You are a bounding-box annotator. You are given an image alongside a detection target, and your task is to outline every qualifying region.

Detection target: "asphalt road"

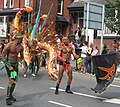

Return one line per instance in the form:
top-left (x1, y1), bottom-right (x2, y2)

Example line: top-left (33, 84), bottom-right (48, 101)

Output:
top-left (0, 64), bottom-right (120, 107)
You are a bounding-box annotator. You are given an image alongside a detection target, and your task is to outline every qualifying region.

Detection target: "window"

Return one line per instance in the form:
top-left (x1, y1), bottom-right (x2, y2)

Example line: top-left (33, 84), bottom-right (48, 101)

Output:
top-left (25, 0), bottom-right (30, 7)
top-left (0, 16), bottom-right (7, 37)
top-left (4, 0), bottom-right (8, 8)
top-left (10, 0), bottom-right (14, 8)
top-left (58, 0), bottom-right (63, 14)
top-left (56, 22), bottom-right (63, 35)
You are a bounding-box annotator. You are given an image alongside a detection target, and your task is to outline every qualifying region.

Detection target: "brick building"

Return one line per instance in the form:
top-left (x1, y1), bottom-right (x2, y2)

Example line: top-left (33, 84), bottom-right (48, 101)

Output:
top-left (0, 0), bottom-right (119, 51)
top-left (67, 0), bottom-right (120, 51)
top-left (0, 0), bottom-right (73, 42)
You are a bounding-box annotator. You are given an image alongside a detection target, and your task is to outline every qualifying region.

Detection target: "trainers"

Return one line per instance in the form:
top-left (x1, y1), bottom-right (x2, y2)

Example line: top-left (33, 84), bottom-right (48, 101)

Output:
top-left (11, 96), bottom-right (16, 101)
top-left (6, 98), bottom-right (12, 105)
top-left (31, 73), bottom-right (36, 77)
top-left (23, 74), bottom-right (27, 77)
top-left (65, 89), bottom-right (73, 94)
top-left (55, 90), bottom-right (59, 95)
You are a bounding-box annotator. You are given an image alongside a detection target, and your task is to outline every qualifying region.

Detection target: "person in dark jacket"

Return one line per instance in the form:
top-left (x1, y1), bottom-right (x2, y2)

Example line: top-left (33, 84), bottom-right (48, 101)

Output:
top-left (102, 44), bottom-right (108, 54)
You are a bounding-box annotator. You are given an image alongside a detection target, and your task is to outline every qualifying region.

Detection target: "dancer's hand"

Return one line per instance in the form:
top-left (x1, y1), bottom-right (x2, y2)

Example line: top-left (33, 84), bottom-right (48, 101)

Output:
top-left (9, 66), bottom-right (14, 71)
top-left (66, 60), bottom-right (70, 64)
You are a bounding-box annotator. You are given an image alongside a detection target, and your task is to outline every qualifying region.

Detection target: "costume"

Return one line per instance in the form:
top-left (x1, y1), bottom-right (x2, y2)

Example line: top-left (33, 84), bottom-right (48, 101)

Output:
top-left (31, 55), bottom-right (39, 75)
top-left (3, 59), bottom-right (18, 104)
top-left (5, 60), bottom-right (18, 81)
top-left (55, 37), bottom-right (78, 94)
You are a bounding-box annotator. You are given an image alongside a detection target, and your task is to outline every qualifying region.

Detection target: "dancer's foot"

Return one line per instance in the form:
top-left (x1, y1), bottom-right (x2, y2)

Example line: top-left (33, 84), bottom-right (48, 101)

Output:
top-left (31, 73), bottom-right (36, 77)
top-left (23, 74), bottom-right (27, 77)
top-left (6, 98), bottom-right (12, 105)
top-left (11, 95), bottom-right (17, 101)
top-left (65, 89), bottom-right (73, 94)
top-left (65, 85), bottom-right (73, 94)
top-left (55, 89), bottom-right (59, 94)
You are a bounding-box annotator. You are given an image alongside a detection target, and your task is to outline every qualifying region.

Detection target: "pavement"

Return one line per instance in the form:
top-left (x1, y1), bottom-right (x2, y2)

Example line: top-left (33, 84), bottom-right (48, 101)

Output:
top-left (70, 60), bottom-right (120, 79)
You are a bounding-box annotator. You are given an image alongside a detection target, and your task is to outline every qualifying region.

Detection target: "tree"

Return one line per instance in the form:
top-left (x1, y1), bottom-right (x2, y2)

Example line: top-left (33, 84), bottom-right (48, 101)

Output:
top-left (105, 0), bottom-right (120, 35)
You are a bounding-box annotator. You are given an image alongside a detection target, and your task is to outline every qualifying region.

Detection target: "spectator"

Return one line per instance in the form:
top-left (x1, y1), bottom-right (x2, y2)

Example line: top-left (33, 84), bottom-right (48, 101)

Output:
top-left (91, 46), bottom-right (99, 56)
top-left (91, 46), bottom-right (99, 75)
top-left (86, 42), bottom-right (93, 74)
top-left (80, 41), bottom-right (88, 74)
top-left (112, 40), bottom-right (119, 51)
top-left (74, 26), bottom-right (81, 44)
top-left (1, 43), bottom-right (5, 51)
top-left (73, 41), bottom-right (82, 71)
top-left (0, 43), bottom-right (2, 53)
top-left (102, 44), bottom-right (108, 54)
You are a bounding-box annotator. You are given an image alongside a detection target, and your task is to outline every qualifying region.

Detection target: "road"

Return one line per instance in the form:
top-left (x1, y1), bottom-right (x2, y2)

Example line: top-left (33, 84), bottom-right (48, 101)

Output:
top-left (0, 64), bottom-right (120, 107)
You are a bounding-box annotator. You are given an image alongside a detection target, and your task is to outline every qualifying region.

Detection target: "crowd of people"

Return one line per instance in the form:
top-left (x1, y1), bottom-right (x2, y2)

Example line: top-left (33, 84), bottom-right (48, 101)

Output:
top-left (72, 40), bottom-right (99, 75)
top-left (71, 38), bottom-right (119, 76)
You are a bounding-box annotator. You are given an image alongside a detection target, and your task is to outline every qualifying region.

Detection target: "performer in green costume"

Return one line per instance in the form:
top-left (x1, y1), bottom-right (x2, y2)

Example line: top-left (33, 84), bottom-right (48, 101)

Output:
top-left (1, 35), bottom-right (23, 105)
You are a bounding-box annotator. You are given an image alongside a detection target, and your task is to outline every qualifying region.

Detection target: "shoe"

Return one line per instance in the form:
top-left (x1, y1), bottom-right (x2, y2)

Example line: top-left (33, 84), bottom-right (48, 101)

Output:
top-left (31, 73), bottom-right (36, 77)
top-left (65, 85), bottom-right (73, 94)
top-left (65, 89), bottom-right (73, 94)
top-left (55, 89), bottom-right (59, 95)
top-left (6, 98), bottom-right (12, 105)
top-left (55, 86), bottom-right (59, 95)
top-left (23, 74), bottom-right (27, 77)
top-left (11, 96), bottom-right (16, 101)
top-left (75, 68), bottom-right (79, 71)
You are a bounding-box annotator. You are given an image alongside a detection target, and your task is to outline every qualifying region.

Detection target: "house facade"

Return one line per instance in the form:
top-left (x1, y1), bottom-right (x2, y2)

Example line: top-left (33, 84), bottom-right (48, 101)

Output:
top-left (67, 0), bottom-right (120, 50)
top-left (0, 0), bottom-right (72, 42)
top-left (0, 0), bottom-right (119, 50)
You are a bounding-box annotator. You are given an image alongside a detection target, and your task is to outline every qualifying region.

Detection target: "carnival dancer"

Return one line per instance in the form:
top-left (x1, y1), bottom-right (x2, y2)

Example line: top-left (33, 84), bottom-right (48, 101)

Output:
top-left (29, 39), bottom-right (39, 76)
top-left (55, 37), bottom-right (79, 94)
top-left (1, 35), bottom-right (23, 105)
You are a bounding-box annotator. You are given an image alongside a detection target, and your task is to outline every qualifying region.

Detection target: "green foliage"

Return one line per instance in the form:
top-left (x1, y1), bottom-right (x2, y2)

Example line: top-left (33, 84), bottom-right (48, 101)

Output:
top-left (105, 0), bottom-right (120, 34)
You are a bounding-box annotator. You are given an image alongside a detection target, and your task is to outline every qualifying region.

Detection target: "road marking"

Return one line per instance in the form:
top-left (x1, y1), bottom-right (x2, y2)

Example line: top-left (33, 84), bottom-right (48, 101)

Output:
top-left (0, 86), bottom-right (5, 90)
top-left (48, 101), bottom-right (72, 107)
top-left (49, 87), bottom-right (107, 100)
top-left (103, 98), bottom-right (120, 104)
top-left (50, 87), bottom-right (120, 105)
top-left (110, 84), bottom-right (120, 88)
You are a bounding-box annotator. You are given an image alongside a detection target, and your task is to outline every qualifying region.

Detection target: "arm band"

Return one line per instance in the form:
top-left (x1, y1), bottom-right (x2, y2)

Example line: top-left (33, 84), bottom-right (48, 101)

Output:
top-left (2, 60), bottom-right (11, 68)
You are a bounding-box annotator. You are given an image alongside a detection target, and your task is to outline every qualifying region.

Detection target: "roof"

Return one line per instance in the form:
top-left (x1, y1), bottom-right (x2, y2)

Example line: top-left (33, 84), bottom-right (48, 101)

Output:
top-left (0, 8), bottom-right (20, 16)
top-left (67, 1), bottom-right (84, 9)
top-left (97, 36), bottom-right (120, 39)
top-left (56, 15), bottom-right (68, 23)
top-left (67, 0), bottom-right (107, 9)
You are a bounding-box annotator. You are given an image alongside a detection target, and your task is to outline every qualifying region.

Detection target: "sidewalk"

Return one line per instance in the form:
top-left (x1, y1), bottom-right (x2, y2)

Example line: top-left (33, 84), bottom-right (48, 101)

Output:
top-left (70, 60), bottom-right (120, 78)
top-left (117, 66), bottom-right (120, 77)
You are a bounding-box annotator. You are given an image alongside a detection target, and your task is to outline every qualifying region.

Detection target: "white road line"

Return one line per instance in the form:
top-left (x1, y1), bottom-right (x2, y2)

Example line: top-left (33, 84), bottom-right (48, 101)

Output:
top-left (48, 101), bottom-right (72, 107)
top-left (50, 87), bottom-right (120, 105)
top-left (50, 85), bottom-right (120, 104)
top-left (0, 86), bottom-right (5, 90)
top-left (49, 87), bottom-right (107, 100)
top-left (110, 84), bottom-right (120, 88)
top-left (103, 98), bottom-right (120, 105)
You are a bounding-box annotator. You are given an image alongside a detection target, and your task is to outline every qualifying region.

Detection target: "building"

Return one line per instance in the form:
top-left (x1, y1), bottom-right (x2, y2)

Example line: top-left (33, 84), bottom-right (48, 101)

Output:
top-left (67, 0), bottom-right (120, 51)
top-left (0, 0), bottom-right (72, 42)
top-left (0, 0), bottom-right (32, 42)
top-left (0, 0), bottom-right (119, 51)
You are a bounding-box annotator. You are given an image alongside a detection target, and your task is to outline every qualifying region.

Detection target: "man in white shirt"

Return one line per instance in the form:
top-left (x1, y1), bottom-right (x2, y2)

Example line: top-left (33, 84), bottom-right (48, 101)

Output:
top-left (80, 41), bottom-right (88, 74)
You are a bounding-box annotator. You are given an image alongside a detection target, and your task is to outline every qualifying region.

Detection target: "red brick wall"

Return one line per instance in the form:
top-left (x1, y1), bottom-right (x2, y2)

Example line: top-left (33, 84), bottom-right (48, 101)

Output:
top-left (14, 0), bottom-right (20, 8)
top-left (94, 39), bottom-right (119, 52)
top-left (0, 0), bottom-right (3, 9)
top-left (20, 0), bottom-right (25, 8)
top-left (40, 0), bottom-right (57, 30)
top-left (63, 0), bottom-right (73, 37)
